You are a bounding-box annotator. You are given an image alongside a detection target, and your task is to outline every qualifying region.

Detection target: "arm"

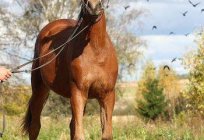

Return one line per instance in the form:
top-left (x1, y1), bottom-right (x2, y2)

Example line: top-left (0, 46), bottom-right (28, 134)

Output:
top-left (0, 67), bottom-right (12, 82)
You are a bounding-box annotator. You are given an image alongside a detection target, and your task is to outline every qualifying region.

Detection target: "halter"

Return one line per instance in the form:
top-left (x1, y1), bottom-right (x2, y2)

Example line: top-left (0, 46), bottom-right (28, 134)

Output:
top-left (80, 0), bottom-right (107, 24)
top-left (81, 0), bottom-right (93, 15)
top-left (81, 0), bottom-right (109, 14)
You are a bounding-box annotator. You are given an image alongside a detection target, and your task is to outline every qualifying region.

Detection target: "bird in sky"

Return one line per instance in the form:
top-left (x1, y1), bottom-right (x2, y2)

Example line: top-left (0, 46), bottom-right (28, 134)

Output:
top-left (163, 65), bottom-right (170, 71)
top-left (169, 32), bottom-right (175, 35)
top-left (185, 33), bottom-right (190, 36)
top-left (152, 26), bottom-right (157, 30)
top-left (188, 0), bottom-right (201, 7)
top-left (182, 11), bottom-right (188, 16)
top-left (171, 57), bottom-right (182, 63)
top-left (124, 5), bottom-right (130, 10)
top-left (201, 9), bottom-right (204, 12)
top-left (171, 58), bottom-right (177, 63)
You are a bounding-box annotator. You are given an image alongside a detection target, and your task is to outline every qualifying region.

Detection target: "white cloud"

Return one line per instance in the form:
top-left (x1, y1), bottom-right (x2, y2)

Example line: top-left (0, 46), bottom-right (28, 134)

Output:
top-left (140, 35), bottom-right (197, 74)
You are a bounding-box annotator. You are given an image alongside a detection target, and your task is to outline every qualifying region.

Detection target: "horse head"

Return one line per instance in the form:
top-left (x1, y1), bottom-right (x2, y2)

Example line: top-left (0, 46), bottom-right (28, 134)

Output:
top-left (81, 0), bottom-right (104, 15)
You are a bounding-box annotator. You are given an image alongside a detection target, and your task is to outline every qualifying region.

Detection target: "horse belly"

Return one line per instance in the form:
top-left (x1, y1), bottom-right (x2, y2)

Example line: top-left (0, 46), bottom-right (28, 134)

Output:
top-left (40, 59), bottom-right (71, 98)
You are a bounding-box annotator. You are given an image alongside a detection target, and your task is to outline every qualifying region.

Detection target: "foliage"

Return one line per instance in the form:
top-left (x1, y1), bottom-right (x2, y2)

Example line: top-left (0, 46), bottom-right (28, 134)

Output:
top-left (183, 33), bottom-right (204, 115)
top-left (42, 91), bottom-right (71, 118)
top-left (0, 84), bottom-right (31, 115)
top-left (158, 65), bottom-right (182, 119)
top-left (158, 66), bottom-right (180, 96)
top-left (137, 61), bottom-right (156, 96)
top-left (136, 61), bottom-right (183, 120)
top-left (137, 79), bottom-right (168, 121)
top-left (43, 91), bottom-right (100, 117)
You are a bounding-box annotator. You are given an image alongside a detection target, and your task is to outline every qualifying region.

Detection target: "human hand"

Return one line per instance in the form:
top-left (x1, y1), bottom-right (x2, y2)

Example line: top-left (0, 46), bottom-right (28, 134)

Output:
top-left (0, 67), bottom-right (12, 83)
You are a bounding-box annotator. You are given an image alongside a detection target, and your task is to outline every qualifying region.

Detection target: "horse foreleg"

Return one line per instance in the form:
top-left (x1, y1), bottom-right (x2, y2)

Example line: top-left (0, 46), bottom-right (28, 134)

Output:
top-left (99, 91), bottom-right (115, 140)
top-left (70, 84), bottom-right (87, 140)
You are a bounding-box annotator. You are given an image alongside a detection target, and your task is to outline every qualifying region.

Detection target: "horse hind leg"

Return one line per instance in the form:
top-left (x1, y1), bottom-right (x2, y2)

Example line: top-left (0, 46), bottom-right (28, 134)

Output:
top-left (22, 69), bottom-right (49, 140)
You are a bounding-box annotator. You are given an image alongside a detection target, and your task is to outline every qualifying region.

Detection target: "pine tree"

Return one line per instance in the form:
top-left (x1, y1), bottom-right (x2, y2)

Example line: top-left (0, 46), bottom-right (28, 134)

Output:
top-left (137, 79), bottom-right (167, 120)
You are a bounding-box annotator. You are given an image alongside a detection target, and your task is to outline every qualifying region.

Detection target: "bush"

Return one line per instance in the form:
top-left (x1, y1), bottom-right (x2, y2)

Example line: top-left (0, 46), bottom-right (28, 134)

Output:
top-left (43, 92), bottom-right (100, 117)
top-left (42, 91), bottom-right (71, 118)
top-left (183, 33), bottom-right (204, 115)
top-left (137, 79), bottom-right (168, 121)
top-left (0, 84), bottom-right (31, 116)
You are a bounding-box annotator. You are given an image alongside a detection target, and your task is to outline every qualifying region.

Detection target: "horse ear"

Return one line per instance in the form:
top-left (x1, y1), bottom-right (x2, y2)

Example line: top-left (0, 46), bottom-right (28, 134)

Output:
top-left (101, 0), bottom-right (110, 8)
top-left (79, 0), bottom-right (82, 6)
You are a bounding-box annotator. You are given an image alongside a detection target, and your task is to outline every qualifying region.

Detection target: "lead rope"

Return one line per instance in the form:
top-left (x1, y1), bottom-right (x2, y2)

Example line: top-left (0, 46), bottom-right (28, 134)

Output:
top-left (11, 18), bottom-right (90, 74)
top-left (0, 86), bottom-right (5, 138)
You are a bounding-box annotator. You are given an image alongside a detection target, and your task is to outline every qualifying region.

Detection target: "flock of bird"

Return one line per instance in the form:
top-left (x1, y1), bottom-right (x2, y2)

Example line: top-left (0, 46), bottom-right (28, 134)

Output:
top-left (123, 0), bottom-right (204, 36)
top-left (151, 0), bottom-right (203, 71)
top-left (123, 0), bottom-right (204, 73)
top-left (150, 0), bottom-right (204, 36)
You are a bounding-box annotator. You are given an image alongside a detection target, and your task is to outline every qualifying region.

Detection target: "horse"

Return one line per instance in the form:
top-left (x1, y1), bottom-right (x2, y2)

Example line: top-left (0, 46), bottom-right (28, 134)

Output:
top-left (22, 0), bottom-right (118, 139)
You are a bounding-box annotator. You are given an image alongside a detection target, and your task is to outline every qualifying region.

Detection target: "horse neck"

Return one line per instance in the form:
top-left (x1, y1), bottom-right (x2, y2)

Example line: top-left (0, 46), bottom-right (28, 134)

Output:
top-left (89, 14), bottom-right (106, 48)
top-left (80, 13), bottom-right (107, 49)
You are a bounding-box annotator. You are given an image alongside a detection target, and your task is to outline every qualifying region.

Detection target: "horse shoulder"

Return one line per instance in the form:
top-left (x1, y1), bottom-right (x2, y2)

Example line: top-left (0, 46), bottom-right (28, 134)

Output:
top-left (34, 19), bottom-right (77, 55)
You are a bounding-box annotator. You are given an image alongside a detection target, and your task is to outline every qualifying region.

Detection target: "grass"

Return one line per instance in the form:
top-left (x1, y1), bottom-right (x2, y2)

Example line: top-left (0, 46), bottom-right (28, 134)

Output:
top-left (1, 82), bottom-right (203, 139)
top-left (1, 115), bottom-right (204, 140)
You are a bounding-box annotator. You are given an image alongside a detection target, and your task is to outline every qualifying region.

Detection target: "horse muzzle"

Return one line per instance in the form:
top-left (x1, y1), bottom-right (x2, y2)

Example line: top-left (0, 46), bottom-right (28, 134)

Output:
top-left (82, 0), bottom-right (104, 16)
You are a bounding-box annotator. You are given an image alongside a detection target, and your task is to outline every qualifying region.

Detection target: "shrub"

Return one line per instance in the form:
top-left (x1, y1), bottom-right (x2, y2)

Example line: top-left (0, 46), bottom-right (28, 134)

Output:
top-left (137, 79), bottom-right (168, 121)
top-left (183, 33), bottom-right (204, 115)
top-left (0, 84), bottom-right (31, 116)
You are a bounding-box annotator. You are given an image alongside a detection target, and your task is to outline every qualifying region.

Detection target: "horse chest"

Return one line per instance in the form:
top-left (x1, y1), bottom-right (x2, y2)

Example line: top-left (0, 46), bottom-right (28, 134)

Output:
top-left (72, 62), bottom-right (114, 93)
top-left (71, 41), bottom-right (117, 95)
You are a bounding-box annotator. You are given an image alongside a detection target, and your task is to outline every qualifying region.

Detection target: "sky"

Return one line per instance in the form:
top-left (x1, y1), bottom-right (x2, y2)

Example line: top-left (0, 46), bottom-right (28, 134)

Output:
top-left (0, 0), bottom-right (204, 82)
top-left (124, 0), bottom-right (204, 80)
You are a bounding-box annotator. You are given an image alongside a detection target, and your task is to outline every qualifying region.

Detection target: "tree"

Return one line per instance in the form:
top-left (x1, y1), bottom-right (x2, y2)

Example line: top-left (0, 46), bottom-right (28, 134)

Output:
top-left (137, 79), bottom-right (167, 121)
top-left (136, 62), bottom-right (181, 120)
top-left (137, 61), bottom-right (156, 96)
top-left (158, 65), bottom-right (180, 97)
top-left (158, 65), bottom-right (181, 119)
top-left (107, 0), bottom-right (145, 81)
top-left (183, 33), bottom-right (204, 115)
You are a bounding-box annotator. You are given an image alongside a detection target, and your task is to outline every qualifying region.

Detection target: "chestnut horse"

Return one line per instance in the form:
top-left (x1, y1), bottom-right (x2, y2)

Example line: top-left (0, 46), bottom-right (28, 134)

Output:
top-left (22, 0), bottom-right (118, 140)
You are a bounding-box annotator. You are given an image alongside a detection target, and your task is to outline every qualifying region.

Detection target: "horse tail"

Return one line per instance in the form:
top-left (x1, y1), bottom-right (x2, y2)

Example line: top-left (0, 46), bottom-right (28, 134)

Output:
top-left (21, 36), bottom-right (40, 135)
top-left (21, 99), bottom-right (32, 135)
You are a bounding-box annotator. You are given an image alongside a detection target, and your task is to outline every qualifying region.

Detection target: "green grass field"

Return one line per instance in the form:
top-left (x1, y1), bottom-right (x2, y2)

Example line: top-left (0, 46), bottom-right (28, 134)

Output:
top-left (1, 82), bottom-right (204, 140)
top-left (1, 115), bottom-right (204, 140)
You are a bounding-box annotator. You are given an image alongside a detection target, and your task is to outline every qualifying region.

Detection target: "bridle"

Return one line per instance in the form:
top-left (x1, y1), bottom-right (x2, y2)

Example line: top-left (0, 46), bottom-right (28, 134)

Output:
top-left (81, 0), bottom-right (109, 12)
top-left (11, 0), bottom-right (108, 74)
top-left (80, 0), bottom-right (108, 24)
